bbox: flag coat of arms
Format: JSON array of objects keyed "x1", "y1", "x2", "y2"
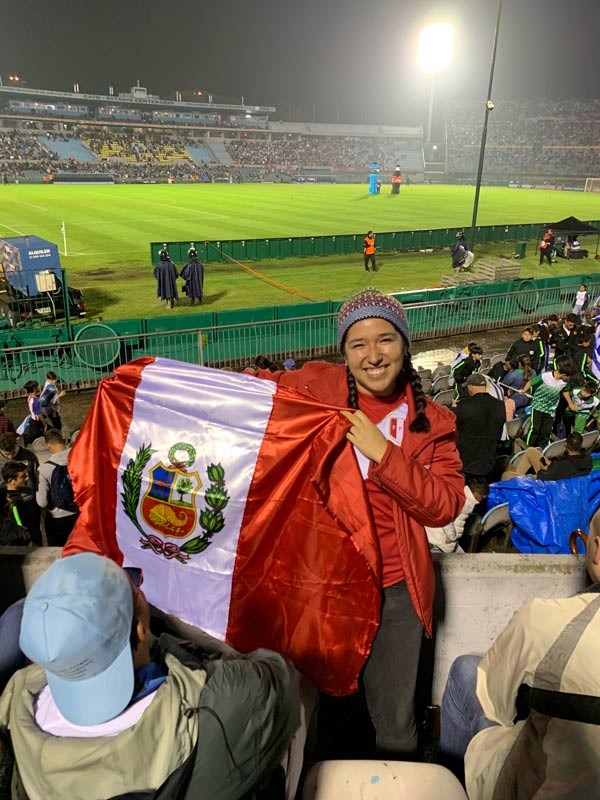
[{"x1": 65, "y1": 358, "x2": 382, "y2": 695}]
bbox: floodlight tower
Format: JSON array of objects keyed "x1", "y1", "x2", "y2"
[
  {"x1": 469, "y1": 0, "x2": 504, "y2": 252},
  {"x1": 417, "y1": 23, "x2": 454, "y2": 145}
]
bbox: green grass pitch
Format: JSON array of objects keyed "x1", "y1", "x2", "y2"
[{"x1": 0, "y1": 183, "x2": 599, "y2": 321}]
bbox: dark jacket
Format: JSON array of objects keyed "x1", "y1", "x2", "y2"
[
  {"x1": 454, "y1": 393, "x2": 506, "y2": 478},
  {"x1": 506, "y1": 339, "x2": 539, "y2": 372},
  {"x1": 550, "y1": 326, "x2": 576, "y2": 359},
  {"x1": 538, "y1": 451, "x2": 593, "y2": 481}
]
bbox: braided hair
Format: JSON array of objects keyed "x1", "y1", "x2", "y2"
[{"x1": 345, "y1": 353, "x2": 430, "y2": 433}]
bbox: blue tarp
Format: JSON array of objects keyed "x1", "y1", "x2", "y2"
[{"x1": 487, "y1": 473, "x2": 600, "y2": 554}]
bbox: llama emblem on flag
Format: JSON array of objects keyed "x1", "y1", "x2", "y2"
[{"x1": 121, "y1": 441, "x2": 229, "y2": 564}]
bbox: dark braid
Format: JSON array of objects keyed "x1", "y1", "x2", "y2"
[
  {"x1": 346, "y1": 358, "x2": 430, "y2": 433},
  {"x1": 405, "y1": 353, "x2": 430, "y2": 433},
  {"x1": 346, "y1": 367, "x2": 359, "y2": 409}
]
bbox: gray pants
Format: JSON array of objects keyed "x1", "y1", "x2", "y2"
[{"x1": 362, "y1": 580, "x2": 424, "y2": 756}]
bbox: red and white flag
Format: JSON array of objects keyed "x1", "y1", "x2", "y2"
[{"x1": 65, "y1": 358, "x2": 381, "y2": 695}]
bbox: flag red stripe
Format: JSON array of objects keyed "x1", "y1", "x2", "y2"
[
  {"x1": 64, "y1": 358, "x2": 155, "y2": 561},
  {"x1": 226, "y1": 385, "x2": 381, "y2": 696}
]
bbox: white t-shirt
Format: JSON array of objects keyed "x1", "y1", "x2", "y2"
[{"x1": 35, "y1": 684, "x2": 158, "y2": 738}]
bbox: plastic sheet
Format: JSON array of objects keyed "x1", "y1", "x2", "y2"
[{"x1": 487, "y1": 473, "x2": 600, "y2": 554}]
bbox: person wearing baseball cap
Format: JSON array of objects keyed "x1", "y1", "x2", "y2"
[
  {"x1": 0, "y1": 552, "x2": 303, "y2": 799},
  {"x1": 453, "y1": 371, "x2": 506, "y2": 484},
  {"x1": 250, "y1": 288, "x2": 465, "y2": 757}
]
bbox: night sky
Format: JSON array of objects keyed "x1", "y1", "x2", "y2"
[{"x1": 3, "y1": 0, "x2": 599, "y2": 124}]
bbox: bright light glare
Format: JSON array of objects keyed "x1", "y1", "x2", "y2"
[{"x1": 417, "y1": 24, "x2": 454, "y2": 73}]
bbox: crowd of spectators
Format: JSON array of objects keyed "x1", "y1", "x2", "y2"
[{"x1": 447, "y1": 98, "x2": 600, "y2": 178}]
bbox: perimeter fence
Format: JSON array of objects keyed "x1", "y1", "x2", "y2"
[{"x1": 2, "y1": 277, "x2": 596, "y2": 396}]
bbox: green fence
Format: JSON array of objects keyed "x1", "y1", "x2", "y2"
[
  {"x1": 150, "y1": 221, "x2": 600, "y2": 264},
  {"x1": 2, "y1": 274, "x2": 599, "y2": 395}
]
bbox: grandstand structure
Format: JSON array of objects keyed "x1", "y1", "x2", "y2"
[
  {"x1": 445, "y1": 99, "x2": 600, "y2": 188},
  {"x1": 0, "y1": 83, "x2": 599, "y2": 187},
  {"x1": 0, "y1": 82, "x2": 425, "y2": 184}
]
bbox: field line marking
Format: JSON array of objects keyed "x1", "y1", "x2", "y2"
[
  {"x1": 9, "y1": 198, "x2": 49, "y2": 212},
  {"x1": 0, "y1": 223, "x2": 27, "y2": 236}
]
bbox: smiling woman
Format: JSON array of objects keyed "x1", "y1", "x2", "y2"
[{"x1": 250, "y1": 287, "x2": 465, "y2": 756}]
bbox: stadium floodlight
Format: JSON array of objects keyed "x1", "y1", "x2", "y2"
[
  {"x1": 417, "y1": 24, "x2": 454, "y2": 73},
  {"x1": 418, "y1": 24, "x2": 454, "y2": 144}
]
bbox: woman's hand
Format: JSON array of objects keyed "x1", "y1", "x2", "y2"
[{"x1": 340, "y1": 409, "x2": 389, "y2": 463}]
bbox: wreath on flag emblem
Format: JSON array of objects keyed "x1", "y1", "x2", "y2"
[{"x1": 121, "y1": 443, "x2": 229, "y2": 564}]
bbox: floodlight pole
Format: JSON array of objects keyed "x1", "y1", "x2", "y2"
[
  {"x1": 468, "y1": 0, "x2": 504, "y2": 253},
  {"x1": 426, "y1": 73, "x2": 435, "y2": 144}
]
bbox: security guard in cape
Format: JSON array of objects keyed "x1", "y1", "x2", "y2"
[{"x1": 363, "y1": 231, "x2": 377, "y2": 272}]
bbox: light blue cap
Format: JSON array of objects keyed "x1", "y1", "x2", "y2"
[{"x1": 19, "y1": 553, "x2": 134, "y2": 726}]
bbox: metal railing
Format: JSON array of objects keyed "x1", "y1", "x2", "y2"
[{"x1": 1, "y1": 281, "x2": 595, "y2": 395}]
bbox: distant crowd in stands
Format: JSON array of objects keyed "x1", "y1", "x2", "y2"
[
  {"x1": 0, "y1": 127, "x2": 416, "y2": 181},
  {"x1": 447, "y1": 97, "x2": 600, "y2": 177}
]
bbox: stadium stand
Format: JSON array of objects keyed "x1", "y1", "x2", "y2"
[
  {"x1": 206, "y1": 140, "x2": 233, "y2": 165},
  {"x1": 37, "y1": 134, "x2": 98, "y2": 163},
  {"x1": 186, "y1": 142, "x2": 215, "y2": 165}
]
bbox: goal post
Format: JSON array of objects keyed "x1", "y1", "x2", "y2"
[{"x1": 584, "y1": 177, "x2": 600, "y2": 192}]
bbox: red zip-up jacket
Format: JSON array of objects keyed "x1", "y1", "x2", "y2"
[{"x1": 252, "y1": 361, "x2": 465, "y2": 634}]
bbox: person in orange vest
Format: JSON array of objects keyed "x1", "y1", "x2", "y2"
[
  {"x1": 391, "y1": 165, "x2": 402, "y2": 195},
  {"x1": 539, "y1": 228, "x2": 555, "y2": 266},
  {"x1": 363, "y1": 231, "x2": 377, "y2": 272}
]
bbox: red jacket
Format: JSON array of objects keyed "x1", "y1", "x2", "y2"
[{"x1": 253, "y1": 361, "x2": 465, "y2": 634}]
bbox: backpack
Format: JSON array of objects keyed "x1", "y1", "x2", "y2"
[{"x1": 47, "y1": 460, "x2": 78, "y2": 513}]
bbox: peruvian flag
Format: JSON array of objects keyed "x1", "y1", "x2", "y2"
[{"x1": 65, "y1": 358, "x2": 381, "y2": 695}]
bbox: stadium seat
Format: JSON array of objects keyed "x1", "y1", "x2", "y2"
[
  {"x1": 417, "y1": 368, "x2": 432, "y2": 380},
  {"x1": 431, "y1": 364, "x2": 451, "y2": 380},
  {"x1": 432, "y1": 389, "x2": 455, "y2": 407},
  {"x1": 420, "y1": 377, "x2": 433, "y2": 395},
  {"x1": 301, "y1": 760, "x2": 468, "y2": 800},
  {"x1": 469, "y1": 502, "x2": 513, "y2": 553},
  {"x1": 542, "y1": 439, "x2": 567, "y2": 460},
  {"x1": 432, "y1": 375, "x2": 453, "y2": 393},
  {"x1": 505, "y1": 417, "x2": 524, "y2": 441},
  {"x1": 582, "y1": 430, "x2": 599, "y2": 453}
]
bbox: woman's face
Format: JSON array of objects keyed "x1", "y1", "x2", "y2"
[{"x1": 343, "y1": 318, "x2": 407, "y2": 397}]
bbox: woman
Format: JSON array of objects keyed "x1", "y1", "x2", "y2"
[{"x1": 252, "y1": 289, "x2": 464, "y2": 755}]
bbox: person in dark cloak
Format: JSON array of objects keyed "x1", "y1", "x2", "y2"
[
  {"x1": 154, "y1": 247, "x2": 179, "y2": 309},
  {"x1": 181, "y1": 247, "x2": 204, "y2": 306}
]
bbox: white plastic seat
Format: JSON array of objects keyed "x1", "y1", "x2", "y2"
[
  {"x1": 542, "y1": 438, "x2": 567, "y2": 460},
  {"x1": 432, "y1": 389, "x2": 455, "y2": 407},
  {"x1": 582, "y1": 430, "x2": 599, "y2": 453},
  {"x1": 302, "y1": 760, "x2": 468, "y2": 800}
]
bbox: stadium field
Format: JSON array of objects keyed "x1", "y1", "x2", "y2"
[{"x1": 0, "y1": 183, "x2": 599, "y2": 320}]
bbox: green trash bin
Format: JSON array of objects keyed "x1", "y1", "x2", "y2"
[{"x1": 514, "y1": 242, "x2": 527, "y2": 259}]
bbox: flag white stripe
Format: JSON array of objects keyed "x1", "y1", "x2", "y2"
[{"x1": 115, "y1": 359, "x2": 276, "y2": 639}]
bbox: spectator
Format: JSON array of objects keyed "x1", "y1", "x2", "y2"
[
  {"x1": 39, "y1": 371, "x2": 65, "y2": 431},
  {"x1": 506, "y1": 328, "x2": 537, "y2": 366},
  {"x1": 439, "y1": 516, "x2": 600, "y2": 798},
  {"x1": 451, "y1": 343, "x2": 483, "y2": 400},
  {"x1": 522, "y1": 356, "x2": 578, "y2": 448},
  {"x1": 502, "y1": 432, "x2": 593, "y2": 480},
  {"x1": 573, "y1": 283, "x2": 589, "y2": 319},
  {"x1": 550, "y1": 314, "x2": 578, "y2": 360},
  {"x1": 426, "y1": 479, "x2": 489, "y2": 553},
  {"x1": 453, "y1": 373, "x2": 506, "y2": 484},
  {"x1": 0, "y1": 400, "x2": 15, "y2": 435},
  {"x1": 2, "y1": 460, "x2": 40, "y2": 544},
  {"x1": 20, "y1": 380, "x2": 45, "y2": 445},
  {"x1": 565, "y1": 380, "x2": 600, "y2": 434},
  {"x1": 0, "y1": 431, "x2": 38, "y2": 490},
  {"x1": 1, "y1": 553, "x2": 305, "y2": 799},
  {"x1": 36, "y1": 429, "x2": 79, "y2": 547}
]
